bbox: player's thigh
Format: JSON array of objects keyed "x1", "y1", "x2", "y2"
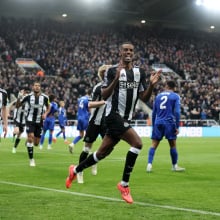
[
  {"x1": 122, "y1": 127, "x2": 142, "y2": 148},
  {"x1": 165, "y1": 123, "x2": 177, "y2": 140},
  {"x1": 48, "y1": 119, "x2": 55, "y2": 131},
  {"x1": 43, "y1": 119, "x2": 49, "y2": 130},
  {"x1": 96, "y1": 135, "x2": 119, "y2": 158},
  {"x1": 151, "y1": 124, "x2": 164, "y2": 141}
]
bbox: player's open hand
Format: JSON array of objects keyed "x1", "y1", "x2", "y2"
[{"x1": 150, "y1": 69, "x2": 162, "y2": 85}]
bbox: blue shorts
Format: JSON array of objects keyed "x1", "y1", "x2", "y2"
[
  {"x1": 59, "y1": 119, "x2": 66, "y2": 128},
  {"x1": 151, "y1": 123, "x2": 177, "y2": 141},
  {"x1": 77, "y1": 118, "x2": 89, "y2": 131},
  {"x1": 43, "y1": 117, "x2": 55, "y2": 131}
]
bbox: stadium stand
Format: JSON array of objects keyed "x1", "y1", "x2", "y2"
[{"x1": 0, "y1": 18, "x2": 219, "y2": 125}]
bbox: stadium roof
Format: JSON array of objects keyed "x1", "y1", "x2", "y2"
[{"x1": 0, "y1": 0, "x2": 220, "y2": 32}]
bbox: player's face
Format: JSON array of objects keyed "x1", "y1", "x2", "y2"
[
  {"x1": 120, "y1": 43, "x2": 134, "y2": 63},
  {"x1": 60, "y1": 101, "x2": 65, "y2": 107},
  {"x1": 33, "y1": 83, "x2": 41, "y2": 93}
]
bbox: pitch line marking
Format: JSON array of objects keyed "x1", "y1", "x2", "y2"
[{"x1": 0, "y1": 180, "x2": 220, "y2": 217}]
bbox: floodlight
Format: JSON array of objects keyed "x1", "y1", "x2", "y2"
[{"x1": 196, "y1": 0, "x2": 220, "y2": 11}]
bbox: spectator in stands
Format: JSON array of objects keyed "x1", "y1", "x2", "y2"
[{"x1": 0, "y1": 17, "x2": 219, "y2": 125}]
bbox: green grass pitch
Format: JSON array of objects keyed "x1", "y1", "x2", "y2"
[{"x1": 0, "y1": 137, "x2": 220, "y2": 220}]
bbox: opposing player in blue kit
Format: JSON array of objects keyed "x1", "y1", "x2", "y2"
[
  {"x1": 39, "y1": 94, "x2": 58, "y2": 150},
  {"x1": 68, "y1": 89, "x2": 92, "y2": 153},
  {"x1": 54, "y1": 100, "x2": 69, "y2": 144},
  {"x1": 146, "y1": 80, "x2": 185, "y2": 172}
]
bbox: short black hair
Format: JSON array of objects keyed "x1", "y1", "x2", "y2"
[
  {"x1": 22, "y1": 87, "x2": 30, "y2": 91},
  {"x1": 49, "y1": 94, "x2": 55, "y2": 102},
  {"x1": 120, "y1": 41, "x2": 134, "y2": 49},
  {"x1": 166, "y1": 80, "x2": 176, "y2": 89}
]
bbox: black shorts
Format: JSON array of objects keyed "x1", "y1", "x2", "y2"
[
  {"x1": 14, "y1": 121, "x2": 25, "y2": 133},
  {"x1": 83, "y1": 121, "x2": 106, "y2": 143},
  {"x1": 105, "y1": 112, "x2": 131, "y2": 141},
  {"x1": 26, "y1": 122, "x2": 42, "y2": 138}
]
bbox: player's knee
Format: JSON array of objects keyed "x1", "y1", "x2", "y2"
[
  {"x1": 96, "y1": 146, "x2": 114, "y2": 160},
  {"x1": 134, "y1": 140, "x2": 142, "y2": 150},
  {"x1": 96, "y1": 152, "x2": 106, "y2": 160},
  {"x1": 96, "y1": 151, "x2": 110, "y2": 160}
]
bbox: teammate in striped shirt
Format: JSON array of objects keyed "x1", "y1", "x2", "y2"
[
  {"x1": 10, "y1": 88, "x2": 30, "y2": 153},
  {"x1": 0, "y1": 88, "x2": 8, "y2": 139},
  {"x1": 16, "y1": 82, "x2": 50, "y2": 166},
  {"x1": 65, "y1": 42, "x2": 161, "y2": 203},
  {"x1": 76, "y1": 64, "x2": 111, "y2": 184}
]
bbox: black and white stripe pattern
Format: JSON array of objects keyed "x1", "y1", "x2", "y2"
[
  {"x1": 14, "y1": 102, "x2": 28, "y2": 125},
  {"x1": 103, "y1": 65, "x2": 148, "y2": 120},
  {"x1": 0, "y1": 88, "x2": 8, "y2": 120},
  {"x1": 89, "y1": 82, "x2": 105, "y2": 125},
  {"x1": 0, "y1": 88, "x2": 8, "y2": 109},
  {"x1": 20, "y1": 92, "x2": 49, "y2": 123}
]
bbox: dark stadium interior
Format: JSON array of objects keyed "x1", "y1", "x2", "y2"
[
  {"x1": 0, "y1": 0, "x2": 219, "y2": 124},
  {"x1": 0, "y1": 0, "x2": 220, "y2": 31}
]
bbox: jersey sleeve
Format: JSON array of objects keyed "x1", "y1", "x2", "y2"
[
  {"x1": 102, "y1": 67, "x2": 115, "y2": 89},
  {"x1": 20, "y1": 94, "x2": 29, "y2": 104},
  {"x1": 92, "y1": 85, "x2": 101, "y2": 101}
]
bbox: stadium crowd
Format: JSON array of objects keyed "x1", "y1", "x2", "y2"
[{"x1": 0, "y1": 17, "x2": 219, "y2": 124}]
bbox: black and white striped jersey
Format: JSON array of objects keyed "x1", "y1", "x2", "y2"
[
  {"x1": 0, "y1": 88, "x2": 8, "y2": 109},
  {"x1": 102, "y1": 64, "x2": 148, "y2": 120},
  {"x1": 20, "y1": 92, "x2": 49, "y2": 123},
  {"x1": 13, "y1": 101, "x2": 29, "y2": 125},
  {"x1": 89, "y1": 81, "x2": 106, "y2": 125},
  {"x1": 0, "y1": 88, "x2": 8, "y2": 120}
]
